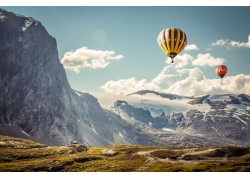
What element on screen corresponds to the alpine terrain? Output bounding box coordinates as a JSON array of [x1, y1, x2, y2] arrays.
[[0, 8, 250, 147], [90, 90, 250, 147]]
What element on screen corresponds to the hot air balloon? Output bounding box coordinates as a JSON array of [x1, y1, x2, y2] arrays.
[[157, 27, 187, 63], [215, 65, 228, 80]]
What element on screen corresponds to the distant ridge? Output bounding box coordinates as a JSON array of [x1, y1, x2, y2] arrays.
[[127, 90, 182, 100]]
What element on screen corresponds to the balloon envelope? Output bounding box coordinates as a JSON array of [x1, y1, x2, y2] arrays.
[[216, 65, 228, 78], [157, 27, 187, 63]]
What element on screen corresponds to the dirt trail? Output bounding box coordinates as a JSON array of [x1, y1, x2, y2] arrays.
[[137, 147, 217, 156], [135, 148, 221, 166]]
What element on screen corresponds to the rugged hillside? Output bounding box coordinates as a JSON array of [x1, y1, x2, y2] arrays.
[[1, 135, 250, 172], [0, 8, 130, 146]]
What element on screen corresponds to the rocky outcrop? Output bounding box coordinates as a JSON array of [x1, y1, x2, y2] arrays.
[[101, 149, 118, 156], [0, 8, 116, 146]]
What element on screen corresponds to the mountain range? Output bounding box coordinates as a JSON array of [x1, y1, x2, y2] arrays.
[[0, 8, 250, 147], [90, 90, 250, 146]]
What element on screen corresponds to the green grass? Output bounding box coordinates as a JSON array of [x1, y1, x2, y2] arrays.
[[1, 135, 250, 172]]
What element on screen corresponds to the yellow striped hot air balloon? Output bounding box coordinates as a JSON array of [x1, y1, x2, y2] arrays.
[[157, 27, 187, 63]]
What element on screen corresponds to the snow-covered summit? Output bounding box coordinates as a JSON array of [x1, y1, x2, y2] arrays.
[[127, 90, 183, 100]]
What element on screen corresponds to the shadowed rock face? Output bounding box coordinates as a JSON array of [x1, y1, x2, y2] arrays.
[[0, 8, 115, 146]]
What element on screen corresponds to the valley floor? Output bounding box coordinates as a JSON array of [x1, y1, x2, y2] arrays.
[[1, 135, 250, 172]]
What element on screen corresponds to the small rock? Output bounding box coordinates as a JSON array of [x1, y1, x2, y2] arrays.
[[101, 149, 118, 156]]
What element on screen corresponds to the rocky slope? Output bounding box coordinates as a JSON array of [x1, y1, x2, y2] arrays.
[[0, 8, 125, 146]]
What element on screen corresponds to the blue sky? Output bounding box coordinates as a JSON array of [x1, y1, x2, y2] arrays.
[[1, 1, 250, 96]]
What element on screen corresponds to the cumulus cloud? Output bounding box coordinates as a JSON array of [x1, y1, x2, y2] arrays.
[[100, 65, 250, 96], [165, 74, 250, 96], [206, 48, 212, 51], [184, 44, 199, 51], [191, 53, 226, 67], [99, 78, 160, 95], [151, 66, 205, 88], [230, 34, 250, 48], [210, 35, 250, 48], [166, 53, 193, 68], [211, 39, 229, 46], [61, 47, 124, 73], [100, 65, 206, 95], [165, 53, 226, 68]]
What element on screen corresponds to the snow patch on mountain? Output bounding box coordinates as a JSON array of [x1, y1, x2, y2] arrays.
[[232, 103, 249, 110], [208, 94, 233, 101], [163, 128, 174, 132], [22, 18, 33, 31], [90, 92, 211, 116], [74, 90, 82, 97], [21, 131, 30, 136], [119, 132, 124, 138]]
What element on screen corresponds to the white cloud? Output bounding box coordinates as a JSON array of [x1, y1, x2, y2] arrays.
[[184, 44, 199, 51], [100, 65, 250, 96], [206, 48, 212, 51], [165, 74, 250, 96], [230, 34, 250, 48], [60, 47, 124, 73], [211, 35, 250, 48], [211, 39, 229, 46], [191, 53, 226, 67], [166, 53, 226, 68], [100, 65, 206, 95], [151, 65, 205, 88], [166, 53, 193, 68], [100, 78, 160, 95]]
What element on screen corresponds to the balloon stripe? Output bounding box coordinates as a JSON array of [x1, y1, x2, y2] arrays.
[[173, 28, 177, 52], [170, 28, 174, 52], [174, 29, 180, 52], [168, 28, 172, 52], [160, 30, 168, 54], [176, 31, 185, 53], [165, 28, 171, 53], [178, 34, 187, 54], [157, 30, 167, 54], [180, 32, 187, 52]]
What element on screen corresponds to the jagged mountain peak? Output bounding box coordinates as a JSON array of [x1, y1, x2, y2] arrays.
[[0, 8, 120, 147], [188, 93, 250, 108], [127, 90, 183, 100], [0, 8, 44, 33]]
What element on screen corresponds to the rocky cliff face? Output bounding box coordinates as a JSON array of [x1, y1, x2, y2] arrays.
[[0, 8, 119, 146]]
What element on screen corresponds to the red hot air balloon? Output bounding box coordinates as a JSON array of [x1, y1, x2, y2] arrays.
[[215, 65, 228, 80]]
